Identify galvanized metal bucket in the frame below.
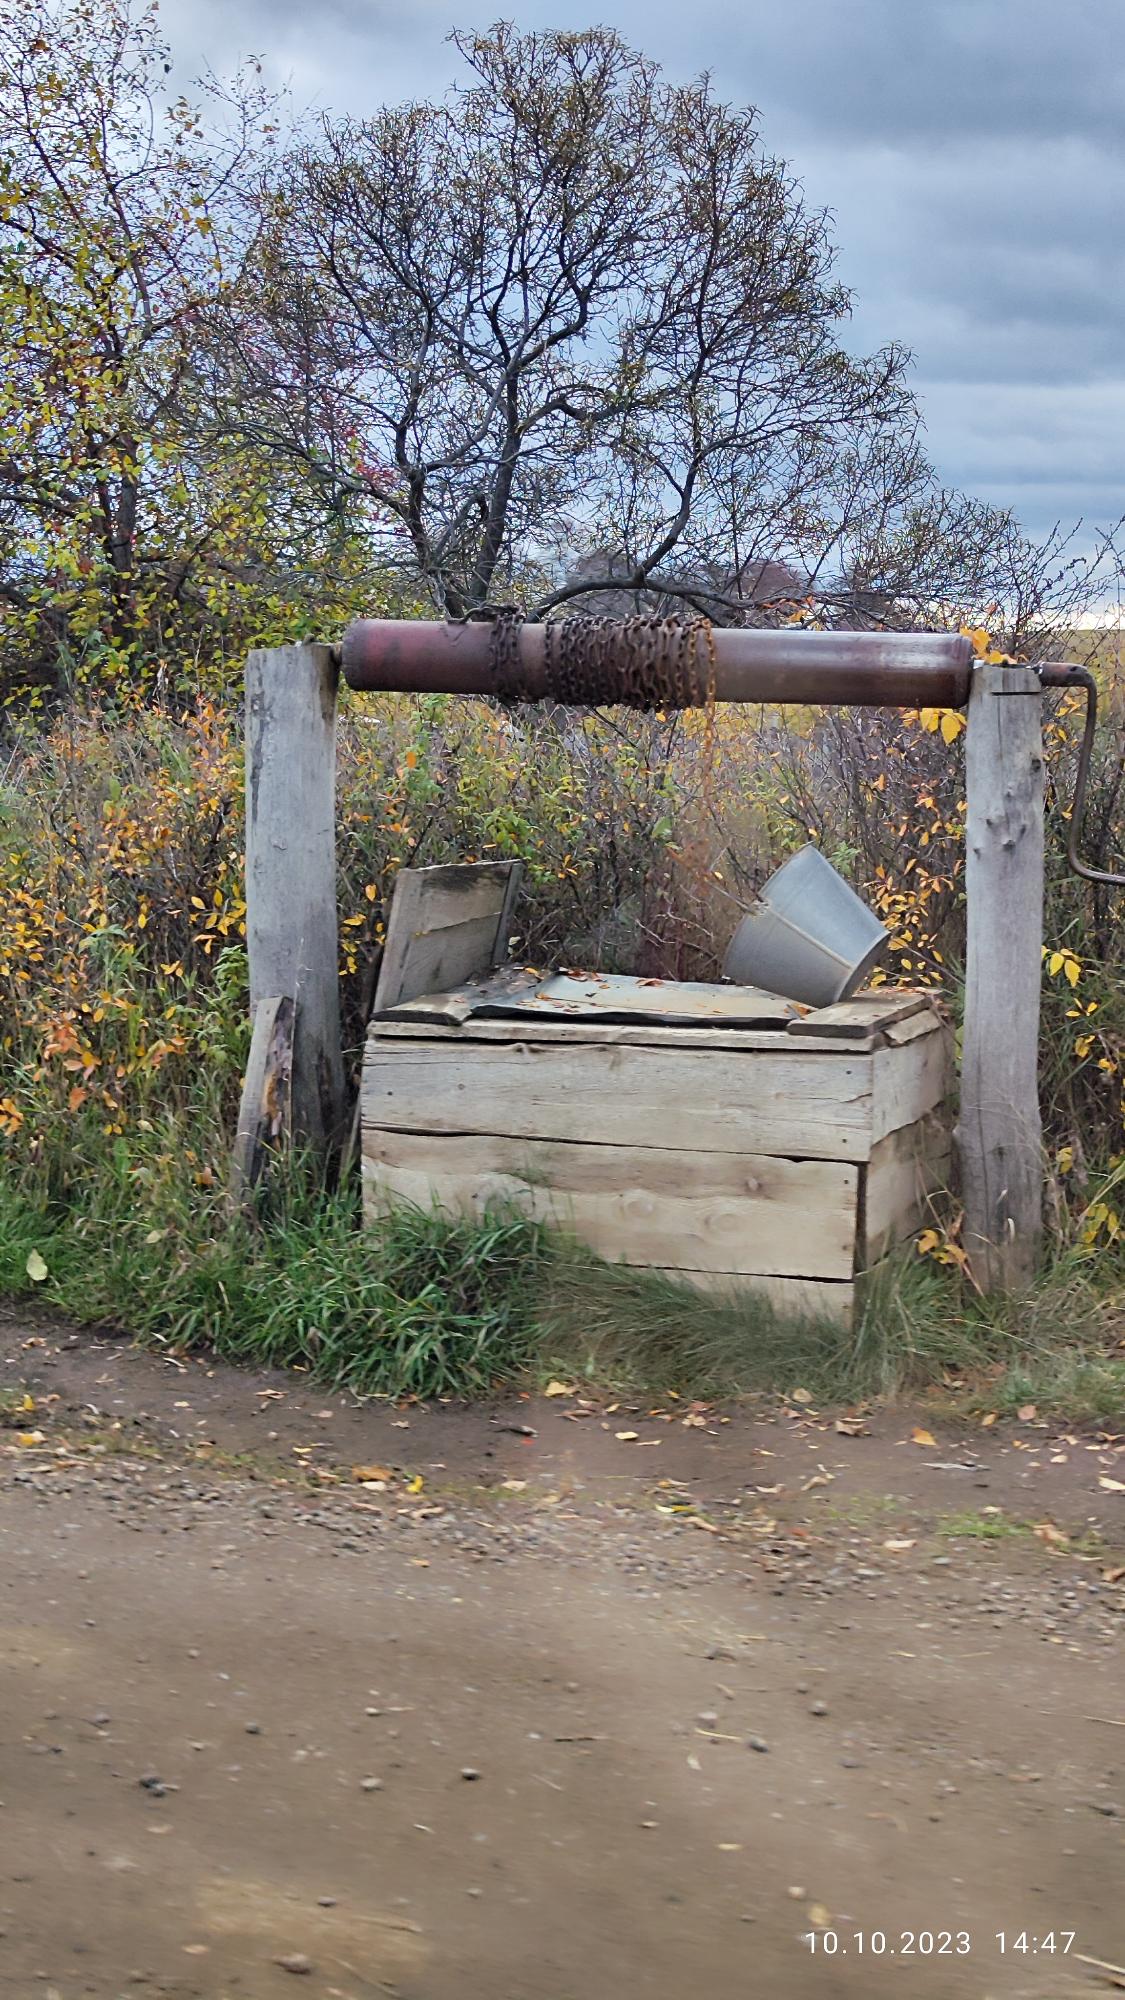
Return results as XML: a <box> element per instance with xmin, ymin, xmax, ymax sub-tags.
<box><xmin>722</xmin><ymin>845</ymin><xmax>889</xmax><ymax>1008</ymax></box>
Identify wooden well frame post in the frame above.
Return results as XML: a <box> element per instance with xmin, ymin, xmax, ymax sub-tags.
<box><xmin>241</xmin><ymin>637</ymin><xmax>1048</xmax><ymax>1293</ymax></box>
<box><xmin>244</xmin><ymin>642</ymin><xmax>346</xmax><ymax>1155</ymax></box>
<box><xmin>959</xmin><ymin>661</ymin><xmax>1044</xmax><ymax>1289</ymax></box>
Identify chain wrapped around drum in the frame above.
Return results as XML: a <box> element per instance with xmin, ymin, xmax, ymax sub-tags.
<box><xmin>487</xmin><ymin>610</ymin><xmax>714</xmax><ymax>711</ymax></box>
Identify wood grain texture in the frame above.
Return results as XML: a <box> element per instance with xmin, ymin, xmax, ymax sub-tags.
<box><xmin>959</xmin><ymin>663</ymin><xmax>1044</xmax><ymax>1288</ymax></box>
<box><xmin>245</xmin><ymin>644</ymin><xmax>344</xmax><ymax>1149</ymax></box>
<box><xmin>362</xmin><ymin>1131</ymin><xmax>858</xmax><ymax>1279</ymax></box>
<box><xmin>363</xmin><ymin>1037</ymin><xmax>877</xmax><ymax>1160</ymax></box>
<box><xmin>871</xmin><ymin>1026</ymin><xmax>951</xmax><ymax>1143</ymax></box>
<box><xmin>863</xmin><ymin>1115</ymin><xmax>952</xmax><ymax>1262</ymax></box>
<box><xmin>373</xmin><ymin>861</ymin><xmax>523</xmax><ymax>1013</ymax></box>
<box><xmin>367</xmin><ymin>1017</ymin><xmax>879</xmax><ymax>1054</ymax></box>
<box><xmin>230</xmin><ymin>995</ymin><xmax>293</xmax><ymax>1204</ymax></box>
<box><xmin>789</xmin><ymin>992</ymin><xmax>928</xmax><ymax>1038</ymax></box>
<box><xmin>665</xmin><ymin>1269</ymin><xmax>855</xmax><ymax>1326</ymax></box>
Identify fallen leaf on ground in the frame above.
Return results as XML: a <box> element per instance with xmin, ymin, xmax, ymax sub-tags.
<box><xmin>352</xmin><ymin>1464</ymin><xmax>392</xmax><ymax>1483</ymax></box>
<box><xmin>808</xmin><ymin>1904</ymin><xmax>832</xmax><ymax>1928</ymax></box>
<box><xmin>790</xmin><ymin>1388</ymin><xmax>813</xmax><ymax>1405</ymax></box>
<box><xmin>615</xmin><ymin>1430</ymin><xmax>640</xmax><ymax>1441</ymax></box>
<box><xmin>16</xmin><ymin>1430</ymin><xmax>46</xmax><ymax>1446</ymax></box>
<box><xmin>544</xmin><ymin>1380</ymin><xmax>574</xmax><ymax>1398</ymax></box>
<box><xmin>500</xmin><ymin>1478</ymin><xmax>527</xmax><ymax>1492</ymax></box>
<box><xmin>406</xmin><ymin>1474</ymin><xmax>424</xmax><ymax>1494</ymax></box>
<box><xmin>835</xmin><ymin>1417</ymin><xmax>869</xmax><ymax>1436</ymax></box>
<box><xmin>911</xmin><ymin>1427</ymin><xmax>938</xmax><ymax>1447</ymax></box>
<box><xmin>883</xmin><ymin>1538</ymin><xmax>916</xmax><ymax>1552</ymax></box>
<box><xmin>1098</xmin><ymin>1477</ymin><xmax>1125</xmax><ymax>1493</ymax></box>
<box><xmin>1017</xmin><ymin>1404</ymin><xmax>1038</xmax><ymax>1421</ymax></box>
<box><xmin>25</xmin><ymin>1249</ymin><xmax>48</xmax><ymax>1283</ymax></box>
<box><xmin>1102</xmin><ymin>1566</ymin><xmax>1125</xmax><ymax>1584</ymax></box>
<box><xmin>980</xmin><ymin>1412</ymin><xmax>998</xmax><ymax>1427</ymax></box>
<box><xmin>1033</xmin><ymin>1521</ymin><xmax>1069</xmax><ymax>1547</ymax></box>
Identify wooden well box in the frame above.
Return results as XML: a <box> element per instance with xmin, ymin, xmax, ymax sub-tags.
<box><xmin>361</xmin><ymin>907</ymin><xmax>950</xmax><ymax>1328</ymax></box>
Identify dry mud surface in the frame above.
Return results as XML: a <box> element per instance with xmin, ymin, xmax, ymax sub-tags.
<box><xmin>1</xmin><ymin>1310</ymin><xmax>1123</xmax><ymax>1999</ymax></box>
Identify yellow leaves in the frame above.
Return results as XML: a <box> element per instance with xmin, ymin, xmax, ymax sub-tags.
<box><xmin>917</xmin><ymin>706</ymin><xmax>966</xmax><ymax>745</ymax></box>
<box><xmin>0</xmin><ymin>1096</ymin><xmax>25</xmax><ymax>1136</ymax></box>
<box><xmin>961</xmin><ymin>624</ymin><xmax>1018</xmax><ymax>665</ymax></box>
<box><xmin>25</xmin><ymin>1250</ymin><xmax>49</xmax><ymax>1283</ymax></box>
<box><xmin>1080</xmin><ymin>1200</ymin><xmax>1120</xmax><ymax>1249</ymax></box>
<box><xmin>1046</xmin><ymin>947</ymin><xmax>1081</xmax><ymax>988</ymax></box>
<box><xmin>910</xmin><ymin>1427</ymin><xmax>938</xmax><ymax>1449</ymax></box>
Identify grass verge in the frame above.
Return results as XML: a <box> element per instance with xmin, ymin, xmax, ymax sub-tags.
<box><xmin>2</xmin><ymin>1148</ymin><xmax>1124</xmax><ymax>1417</ymax></box>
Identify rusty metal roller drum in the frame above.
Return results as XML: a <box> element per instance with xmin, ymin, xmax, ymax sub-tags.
<box><xmin>340</xmin><ymin>618</ymin><xmax>975</xmax><ymax>710</ymax></box>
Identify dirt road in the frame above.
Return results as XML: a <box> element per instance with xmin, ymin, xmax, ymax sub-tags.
<box><xmin>2</xmin><ymin>1313</ymin><xmax>1123</xmax><ymax>1999</ymax></box>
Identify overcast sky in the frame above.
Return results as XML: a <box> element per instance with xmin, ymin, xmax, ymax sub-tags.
<box><xmin>165</xmin><ymin>0</ymin><xmax>1125</xmax><ymax>547</ymax></box>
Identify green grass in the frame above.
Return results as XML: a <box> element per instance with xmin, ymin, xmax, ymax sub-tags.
<box><xmin>938</xmin><ymin>1510</ymin><xmax>1029</xmax><ymax>1542</ymax></box>
<box><xmin>848</xmin><ymin>1249</ymin><xmax>1125</xmax><ymax>1423</ymax></box>
<box><xmin>3</xmin><ymin>1129</ymin><xmax>1125</xmax><ymax>1414</ymax></box>
<box><xmin>0</xmin><ymin>1159</ymin><xmax>554</xmax><ymax>1399</ymax></box>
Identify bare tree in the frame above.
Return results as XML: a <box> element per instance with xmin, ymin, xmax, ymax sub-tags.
<box><xmin>230</xmin><ymin>23</ymin><xmax>936</xmax><ymax>623</ymax></box>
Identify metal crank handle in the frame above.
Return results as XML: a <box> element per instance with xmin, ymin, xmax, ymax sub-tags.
<box><xmin>1037</xmin><ymin>662</ymin><xmax>1125</xmax><ymax>888</ymax></box>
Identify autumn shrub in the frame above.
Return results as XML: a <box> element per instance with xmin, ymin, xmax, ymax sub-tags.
<box><xmin>1</xmin><ymin>654</ymin><xmax>1124</xmax><ymax>1399</ymax></box>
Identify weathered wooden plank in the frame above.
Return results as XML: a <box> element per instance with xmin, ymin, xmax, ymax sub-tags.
<box><xmin>376</xmin><ymin>914</ymin><xmax>510</xmax><ymax>1009</ymax></box>
<box><xmin>960</xmin><ymin>662</ymin><xmax>1044</xmax><ymax>1289</ymax></box>
<box><xmin>862</xmin><ymin>1115</ymin><xmax>952</xmax><ymax>1263</ymax></box>
<box><xmin>373</xmin><ymin>861</ymin><xmax>522</xmax><ymax>1013</ymax></box>
<box><xmin>230</xmin><ymin>995</ymin><xmax>294</xmax><ymax>1204</ymax></box>
<box><xmin>789</xmin><ymin>992</ymin><xmax>928</xmax><ymax>1038</ymax></box>
<box><xmin>367</xmin><ymin>1018</ymin><xmax>878</xmax><ymax>1055</ymax></box>
<box><xmin>363</xmin><ymin>1038</ymin><xmax>876</xmax><ymax>1159</ymax></box>
<box><xmin>378</xmin><ymin>966</ymin><xmax>801</xmax><ymax>1030</ymax></box>
<box><xmin>626</xmin><ymin>1266</ymin><xmax>854</xmax><ymax>1327</ymax></box>
<box><xmin>411</xmin><ymin>860</ymin><xmax>526</xmax><ymax>930</ymax></box>
<box><xmin>883</xmin><ymin>1008</ymin><xmax>944</xmax><ymax>1048</ymax></box>
<box><xmin>362</xmin><ymin>1131</ymin><xmax>858</xmax><ymax>1279</ymax></box>
<box><xmin>870</xmin><ymin>1026</ymin><xmax>950</xmax><ymax>1143</ymax></box>
<box><xmin>245</xmin><ymin>644</ymin><xmax>345</xmax><ymax>1149</ymax></box>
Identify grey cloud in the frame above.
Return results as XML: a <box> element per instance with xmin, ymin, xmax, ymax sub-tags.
<box><xmin>160</xmin><ymin>0</ymin><xmax>1125</xmax><ymax>545</ymax></box>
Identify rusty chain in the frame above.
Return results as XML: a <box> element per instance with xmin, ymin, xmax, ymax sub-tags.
<box><xmin>487</xmin><ymin>610</ymin><xmax>715</xmax><ymax>711</ymax></box>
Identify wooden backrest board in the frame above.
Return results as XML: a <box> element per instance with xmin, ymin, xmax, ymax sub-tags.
<box><xmin>372</xmin><ymin>861</ymin><xmax>524</xmax><ymax>1013</ymax></box>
